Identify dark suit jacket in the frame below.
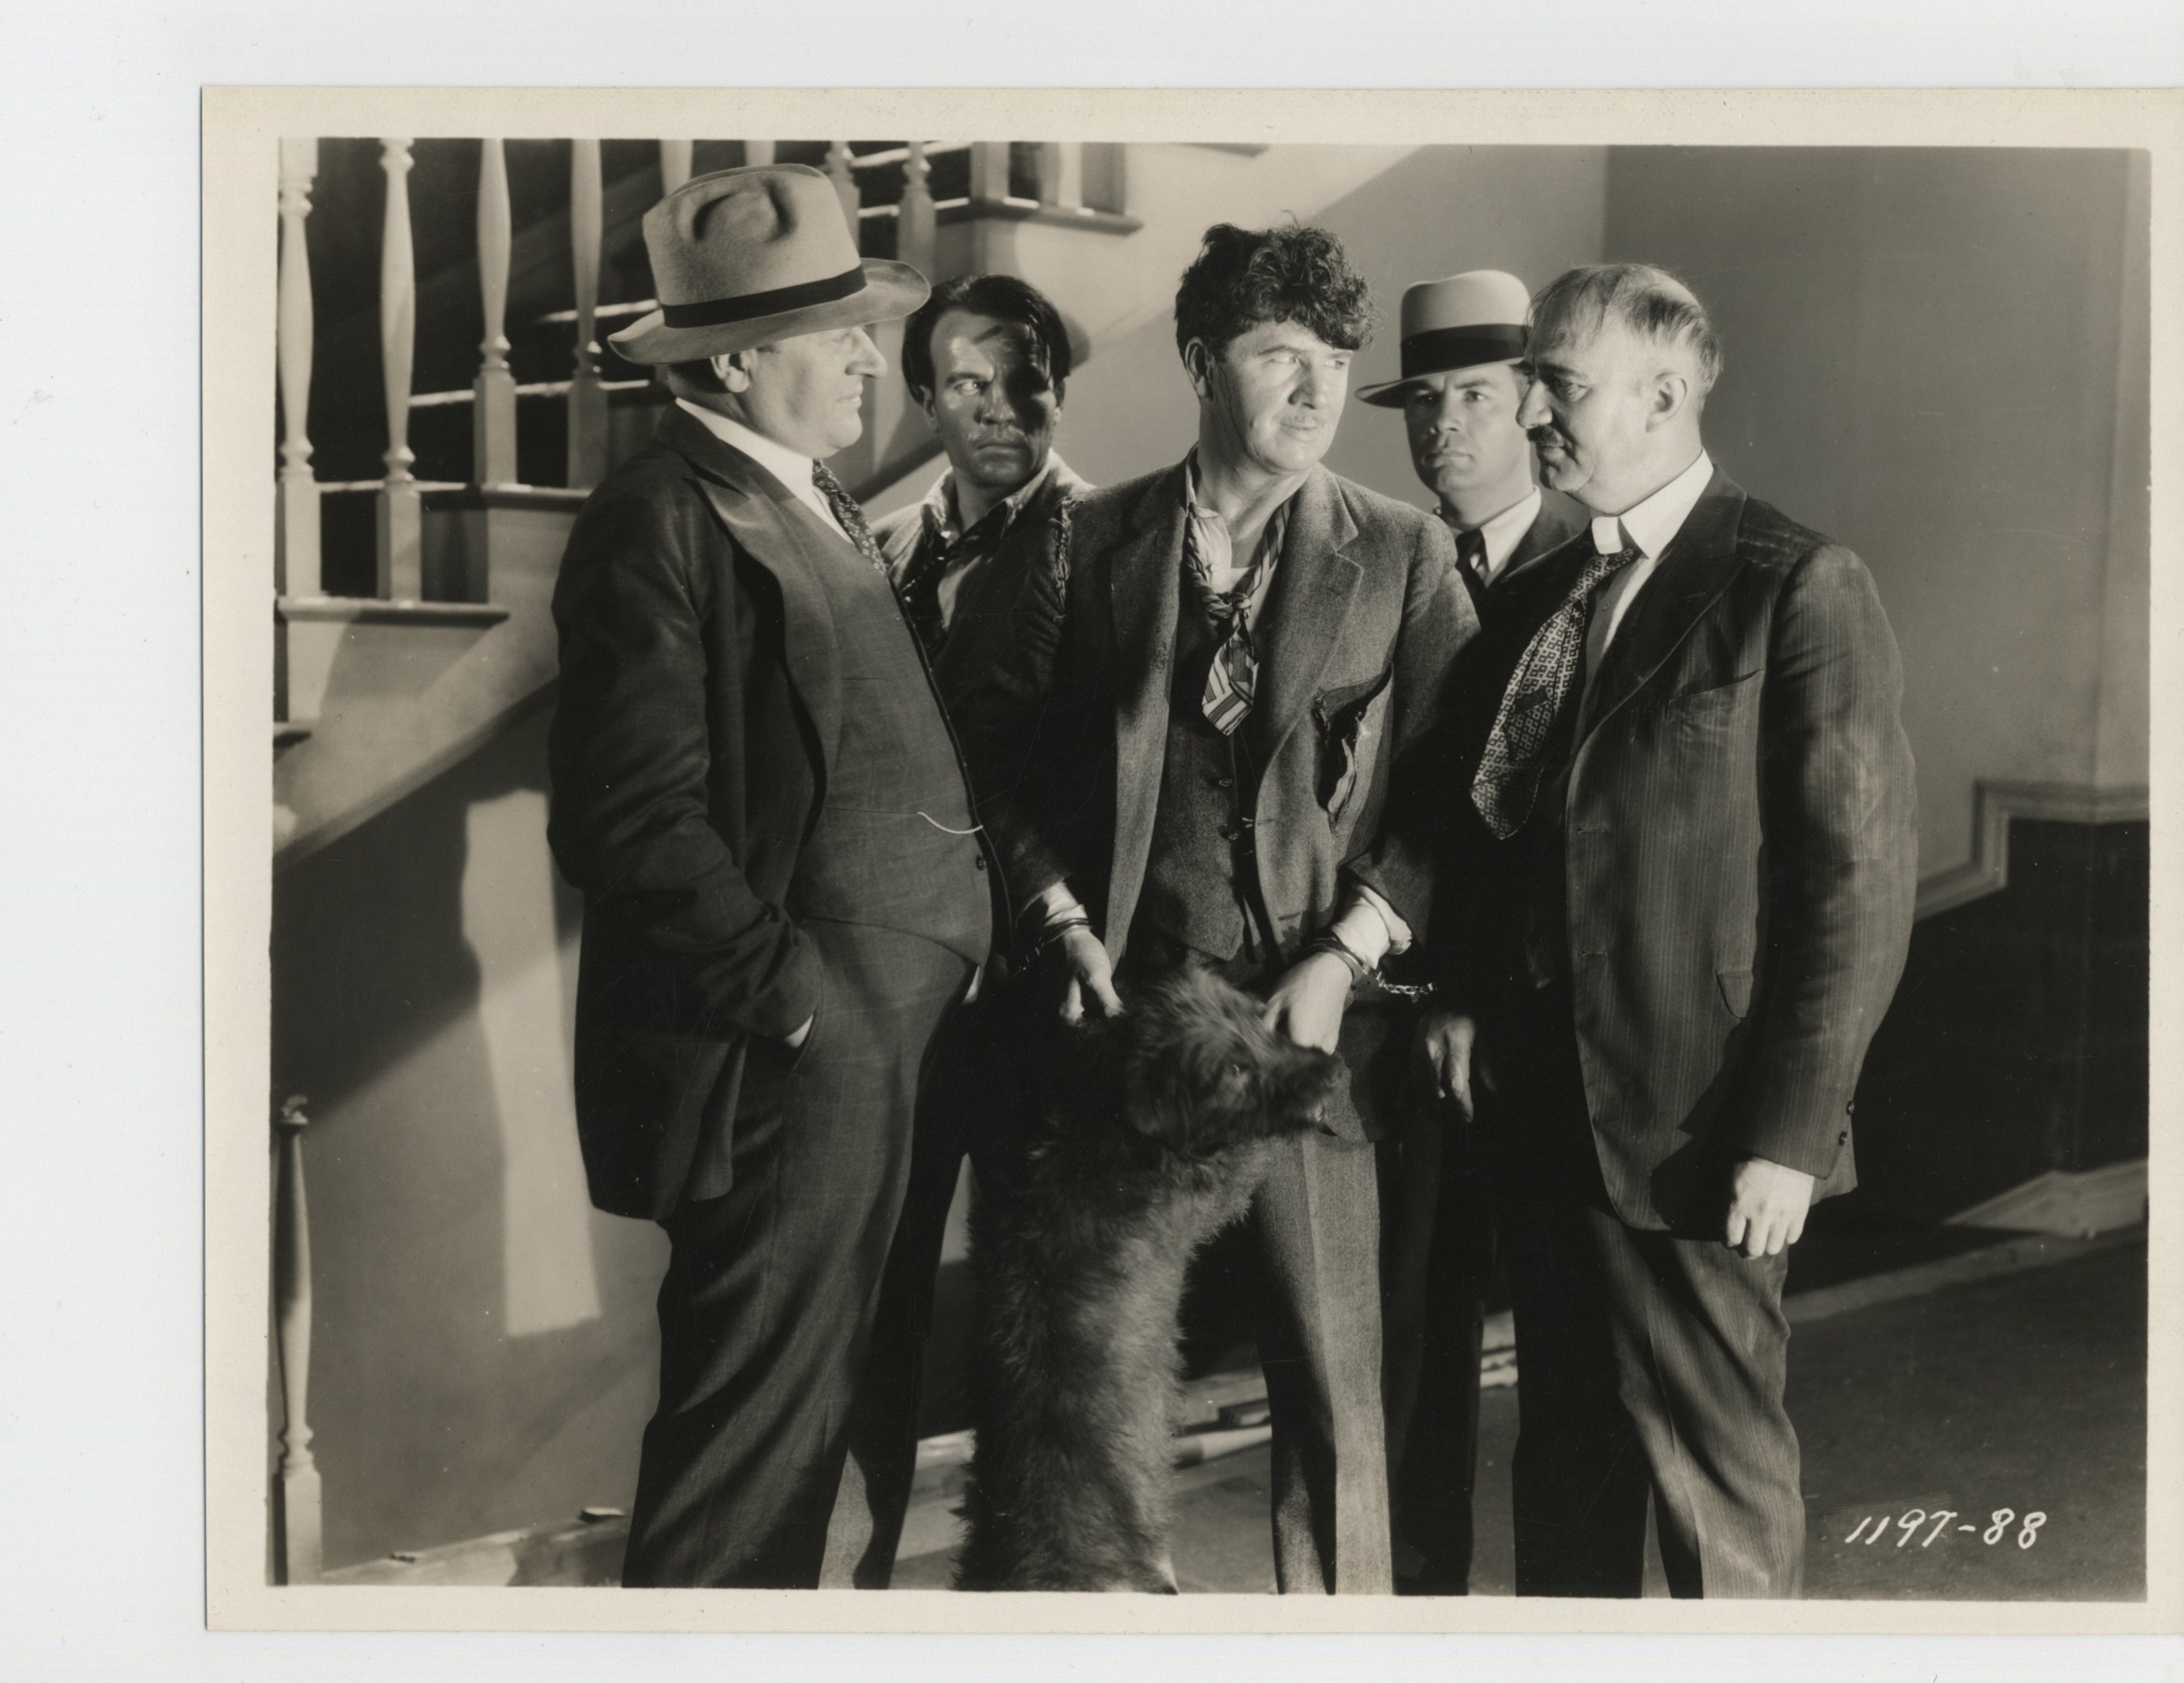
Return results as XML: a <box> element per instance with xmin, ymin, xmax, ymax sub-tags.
<box><xmin>954</xmin><ymin>459</ymin><xmax>1477</xmax><ymax>1139</ymax></box>
<box><xmin>1359</xmin><ymin>469</ymin><xmax>1918</xmax><ymax>1230</ymax></box>
<box><xmin>548</xmin><ymin>408</ymin><xmax>944</xmax><ymax>1220</ymax></box>
<box><xmin>1464</xmin><ymin>489</ymin><xmax>1587</xmax><ymax>619</ymax></box>
<box><xmin>871</xmin><ymin>456</ymin><xmax>1092</xmax><ymax>717</ymax></box>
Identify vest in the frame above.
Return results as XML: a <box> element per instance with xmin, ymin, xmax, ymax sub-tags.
<box><xmin>784</xmin><ymin>541</ymin><xmax>992</xmax><ymax>967</ymax></box>
<box><xmin>1132</xmin><ymin>594</ymin><xmax>1269</xmax><ymax>962</ymax></box>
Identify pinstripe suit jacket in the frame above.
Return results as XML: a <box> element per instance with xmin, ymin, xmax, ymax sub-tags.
<box><xmin>1364</xmin><ymin>469</ymin><xmax>1917</xmax><ymax>1230</ymax></box>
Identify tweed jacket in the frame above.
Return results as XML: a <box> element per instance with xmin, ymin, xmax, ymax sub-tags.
<box><xmin>1359</xmin><ymin>469</ymin><xmax>1918</xmax><ymax>1229</ymax></box>
<box><xmin>954</xmin><ymin>455</ymin><xmax>1476</xmax><ymax>993</ymax></box>
<box><xmin>547</xmin><ymin>407</ymin><xmax>982</xmax><ymax>1220</ymax></box>
<box><xmin>871</xmin><ymin>455</ymin><xmax>1093</xmax><ymax>716</ymax></box>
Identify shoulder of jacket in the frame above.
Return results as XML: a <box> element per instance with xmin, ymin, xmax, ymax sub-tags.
<box><xmin>1733</xmin><ymin>492</ymin><xmax>1843</xmax><ymax>576</ymax></box>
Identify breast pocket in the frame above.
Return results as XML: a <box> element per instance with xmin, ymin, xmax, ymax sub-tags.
<box><xmin>1311</xmin><ymin>665</ymin><xmax>1394</xmax><ymax>827</ymax></box>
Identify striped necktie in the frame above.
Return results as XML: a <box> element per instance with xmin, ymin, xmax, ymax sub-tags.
<box><xmin>1184</xmin><ymin>499</ymin><xmax>1287</xmax><ymax>736</ymax></box>
<box><xmin>810</xmin><ymin>459</ymin><xmax>891</xmax><ymax>576</ymax></box>
<box><xmin>1470</xmin><ymin>532</ymin><xmax>1640</xmax><ymax>839</ymax></box>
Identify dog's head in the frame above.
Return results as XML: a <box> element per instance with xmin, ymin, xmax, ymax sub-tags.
<box><xmin>1112</xmin><ymin>965</ymin><xmax>1345</xmax><ymax>1159</ymax></box>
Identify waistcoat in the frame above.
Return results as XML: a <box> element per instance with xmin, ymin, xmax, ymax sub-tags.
<box><xmin>1133</xmin><ymin>594</ymin><xmax>1269</xmax><ymax>962</ymax></box>
<box><xmin>784</xmin><ymin>542</ymin><xmax>992</xmax><ymax>966</ymax></box>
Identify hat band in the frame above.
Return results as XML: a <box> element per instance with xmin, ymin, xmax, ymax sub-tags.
<box><xmin>660</xmin><ymin>264</ymin><xmax>867</xmax><ymax>328</ymax></box>
<box><xmin>1400</xmin><ymin>323</ymin><xmax>1527</xmax><ymax>381</ymax></box>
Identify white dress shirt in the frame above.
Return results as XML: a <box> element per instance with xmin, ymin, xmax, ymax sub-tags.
<box><xmin>1584</xmin><ymin>449</ymin><xmax>1715</xmax><ymax>677</ymax></box>
<box><xmin>675</xmin><ymin>398</ymin><xmax>851</xmax><ymax>543</ymax></box>
<box><xmin>1442</xmin><ymin>485</ymin><xmax>1545</xmax><ymax>589</ymax></box>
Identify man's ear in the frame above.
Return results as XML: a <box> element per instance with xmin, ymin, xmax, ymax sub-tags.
<box><xmin>1646</xmin><ymin>368</ymin><xmax>1692</xmax><ymax>431</ymax></box>
<box><xmin>1181</xmin><ymin>338</ymin><xmax>1216</xmax><ymax>402</ymax></box>
<box><xmin>913</xmin><ymin>388</ymin><xmax>939</xmax><ymax>430</ymax></box>
<box><xmin>711</xmin><ymin>351</ymin><xmax>755</xmax><ymax>394</ymax></box>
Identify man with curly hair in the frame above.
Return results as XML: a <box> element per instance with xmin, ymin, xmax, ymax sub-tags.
<box><xmin>955</xmin><ymin>223</ymin><xmax>1477</xmax><ymax>1592</ymax></box>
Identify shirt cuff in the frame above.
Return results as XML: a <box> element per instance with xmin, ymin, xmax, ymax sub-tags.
<box><xmin>1033</xmin><ymin>880</ymin><xmax>1088</xmax><ymax>927</ymax></box>
<box><xmin>1328</xmin><ymin>884</ymin><xmax>1410</xmax><ymax>969</ymax></box>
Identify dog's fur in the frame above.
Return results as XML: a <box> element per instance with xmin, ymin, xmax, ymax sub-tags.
<box><xmin>956</xmin><ymin>965</ymin><xmax>1343</xmax><ymax>1593</ymax></box>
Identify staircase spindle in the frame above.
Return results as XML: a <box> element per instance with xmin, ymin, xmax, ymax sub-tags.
<box><xmin>1039</xmin><ymin>142</ymin><xmax>1084</xmax><ymax>211</ymax></box>
<box><xmin>968</xmin><ymin>142</ymin><xmax>1012</xmax><ymax>204</ymax></box>
<box><xmin>375</xmin><ymin>137</ymin><xmax>421</xmax><ymax>599</ymax></box>
<box><xmin>659</xmin><ymin>139</ymin><xmax>693</xmax><ymax>196</ymax></box>
<box><xmin>899</xmin><ymin>141</ymin><xmax>936</xmax><ymax>276</ymax></box>
<box><xmin>471</xmin><ymin>138</ymin><xmax>518</xmax><ymax>488</ymax></box>
<box><xmin>271</xmin><ymin>1095</ymin><xmax>322</xmax><ymax>1585</ymax></box>
<box><xmin>566</xmin><ymin>138</ymin><xmax>609</xmax><ymax>489</ymax></box>
<box><xmin>274</xmin><ymin>138</ymin><xmax>320</xmax><ymax>604</ymax></box>
<box><xmin>825</xmin><ymin>140</ymin><xmax>860</xmax><ymax>236</ymax></box>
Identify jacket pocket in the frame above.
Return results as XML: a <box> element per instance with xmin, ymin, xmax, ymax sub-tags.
<box><xmin>1311</xmin><ymin>665</ymin><xmax>1394</xmax><ymax>825</ymax></box>
<box><xmin>1716</xmin><ymin>966</ymin><xmax>1754</xmax><ymax>1020</ymax></box>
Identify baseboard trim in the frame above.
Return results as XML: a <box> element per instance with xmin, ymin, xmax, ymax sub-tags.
<box><xmin>1916</xmin><ymin>778</ymin><xmax>2148</xmax><ymax>919</ymax></box>
<box><xmin>1947</xmin><ymin>1157</ymin><xmax>2149</xmax><ymax>1237</ymax></box>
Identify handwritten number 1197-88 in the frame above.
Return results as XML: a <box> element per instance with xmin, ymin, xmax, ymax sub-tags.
<box><xmin>1842</xmin><ymin>1510</ymin><xmax>2048</xmax><ymax>1549</ymax></box>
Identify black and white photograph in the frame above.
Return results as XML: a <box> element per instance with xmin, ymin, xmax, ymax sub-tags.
<box><xmin>197</xmin><ymin>86</ymin><xmax>2176</xmax><ymax>1633</ymax></box>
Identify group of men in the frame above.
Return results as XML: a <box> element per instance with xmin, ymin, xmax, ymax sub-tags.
<box><xmin>546</xmin><ymin>163</ymin><xmax>1918</xmax><ymax>1597</ymax></box>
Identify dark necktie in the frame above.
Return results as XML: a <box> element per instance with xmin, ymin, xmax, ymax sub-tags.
<box><xmin>810</xmin><ymin>459</ymin><xmax>890</xmax><ymax>576</ymax></box>
<box><xmin>1454</xmin><ymin>525</ymin><xmax>1489</xmax><ymax>600</ymax></box>
<box><xmin>1470</xmin><ymin>535</ymin><xmax>1640</xmax><ymax>839</ymax></box>
<box><xmin>895</xmin><ymin>528</ymin><xmax>950</xmax><ymax>655</ymax></box>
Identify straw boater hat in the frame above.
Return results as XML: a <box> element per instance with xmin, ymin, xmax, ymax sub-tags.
<box><xmin>610</xmin><ymin>164</ymin><xmax>929</xmax><ymax>365</ymax></box>
<box><xmin>1355</xmin><ymin>269</ymin><xmax>1533</xmax><ymax>406</ymax></box>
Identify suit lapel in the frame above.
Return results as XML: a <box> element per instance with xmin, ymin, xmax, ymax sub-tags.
<box><xmin>1252</xmin><ymin>465</ymin><xmax>1363</xmax><ymax>763</ymax></box>
<box><xmin>1104</xmin><ymin>468</ymin><xmax>1189</xmax><ymax>954</ymax></box>
<box><xmin>1576</xmin><ymin>470</ymin><xmax>1749</xmax><ymax>741</ymax></box>
<box><xmin>668</xmin><ymin>411</ymin><xmax>845</xmax><ymax>774</ymax></box>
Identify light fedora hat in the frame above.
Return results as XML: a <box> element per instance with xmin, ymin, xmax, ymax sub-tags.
<box><xmin>610</xmin><ymin>164</ymin><xmax>929</xmax><ymax>365</ymax></box>
<box><xmin>1355</xmin><ymin>269</ymin><xmax>1533</xmax><ymax>406</ymax></box>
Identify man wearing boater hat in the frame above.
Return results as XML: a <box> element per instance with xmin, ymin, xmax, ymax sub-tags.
<box><xmin>546</xmin><ymin>164</ymin><xmax>994</xmax><ymax>1588</ymax></box>
<box><xmin>1357</xmin><ymin>270</ymin><xmax>1584</xmax><ymax>623</ymax></box>
<box><xmin>1355</xmin><ymin>269</ymin><xmax>1584</xmax><ymax>1595</ymax></box>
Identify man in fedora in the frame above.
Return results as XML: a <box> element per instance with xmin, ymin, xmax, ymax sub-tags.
<box><xmin>546</xmin><ymin>163</ymin><xmax>994</xmax><ymax>1589</ymax></box>
<box><xmin>954</xmin><ymin>223</ymin><xmax>1476</xmax><ymax>1593</ymax></box>
<box><xmin>1354</xmin><ymin>269</ymin><xmax>1584</xmax><ymax>1594</ymax></box>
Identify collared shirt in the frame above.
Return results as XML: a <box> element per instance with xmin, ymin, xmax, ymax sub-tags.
<box><xmin>1440</xmin><ymin>485</ymin><xmax>1543</xmax><ymax>590</ymax></box>
<box><xmin>903</xmin><ymin>452</ymin><xmax>1071</xmax><ymax>629</ymax></box>
<box><xmin>1180</xmin><ymin>451</ymin><xmax>1286</xmax><ymax>610</ymax></box>
<box><xmin>1584</xmin><ymin>449</ymin><xmax>1715</xmax><ymax>677</ymax></box>
<box><xmin>674</xmin><ymin>398</ymin><xmax>851</xmax><ymax>543</ymax></box>
<box><xmin>1032</xmin><ymin>453</ymin><xmax>1412</xmax><ymax>964</ymax></box>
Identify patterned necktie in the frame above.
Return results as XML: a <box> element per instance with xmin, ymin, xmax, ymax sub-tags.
<box><xmin>810</xmin><ymin>459</ymin><xmax>890</xmax><ymax>576</ymax></box>
<box><xmin>1184</xmin><ymin>499</ymin><xmax>1287</xmax><ymax>736</ymax></box>
<box><xmin>1454</xmin><ymin>526</ymin><xmax>1489</xmax><ymax>600</ymax></box>
<box><xmin>1470</xmin><ymin>534</ymin><xmax>1640</xmax><ymax>839</ymax></box>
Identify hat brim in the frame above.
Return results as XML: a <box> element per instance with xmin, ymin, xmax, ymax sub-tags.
<box><xmin>609</xmin><ymin>259</ymin><xmax>930</xmax><ymax>365</ymax></box>
<box><xmin>1355</xmin><ymin>355</ymin><xmax>1524</xmax><ymax>407</ymax></box>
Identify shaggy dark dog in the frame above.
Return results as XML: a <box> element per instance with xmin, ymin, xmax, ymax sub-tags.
<box><xmin>956</xmin><ymin>964</ymin><xmax>1343</xmax><ymax>1593</ymax></box>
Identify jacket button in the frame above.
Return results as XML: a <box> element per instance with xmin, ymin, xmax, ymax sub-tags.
<box><xmin>1220</xmin><ymin>824</ymin><xmax>1242</xmax><ymax>842</ymax></box>
<box><xmin>1838</xmin><ymin>1130</ymin><xmax>1850</xmax><ymax>1145</ymax></box>
<box><xmin>973</xmin><ymin>855</ymin><xmax>986</xmax><ymax>871</ymax></box>
<box><xmin>1214</xmin><ymin>776</ymin><xmax>1234</xmax><ymax>790</ymax></box>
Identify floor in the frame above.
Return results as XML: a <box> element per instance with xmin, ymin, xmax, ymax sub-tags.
<box><xmin>891</xmin><ymin>1234</ymin><xmax>2147</xmax><ymax>1599</ymax></box>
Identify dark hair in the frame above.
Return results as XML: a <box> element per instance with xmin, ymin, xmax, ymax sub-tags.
<box><xmin>1529</xmin><ymin>263</ymin><xmax>1723</xmax><ymax>397</ymax></box>
<box><xmin>1172</xmin><ymin>223</ymin><xmax>1376</xmax><ymax>364</ymax></box>
<box><xmin>899</xmin><ymin>273</ymin><xmax>1073</xmax><ymax>405</ymax></box>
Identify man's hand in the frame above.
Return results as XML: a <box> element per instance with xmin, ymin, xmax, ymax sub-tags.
<box><xmin>1724</xmin><ymin>1157</ymin><xmax>1817</xmax><ymax>1258</ymax></box>
<box><xmin>1263</xmin><ymin>950</ymin><xmax>1355</xmax><ymax>1053</ymax></box>
<box><xmin>1413</xmin><ymin>1007</ymin><xmax>1477</xmax><ymax>1121</ymax></box>
<box><xmin>1055</xmin><ymin>925</ymin><xmax>1124</xmax><ymax>1025</ymax></box>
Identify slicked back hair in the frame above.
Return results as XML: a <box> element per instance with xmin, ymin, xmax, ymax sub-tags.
<box><xmin>1529</xmin><ymin>263</ymin><xmax>1723</xmax><ymax>399</ymax></box>
<box><xmin>1173</xmin><ymin>223</ymin><xmax>1376</xmax><ymax>364</ymax></box>
<box><xmin>900</xmin><ymin>272</ymin><xmax>1073</xmax><ymax>407</ymax></box>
